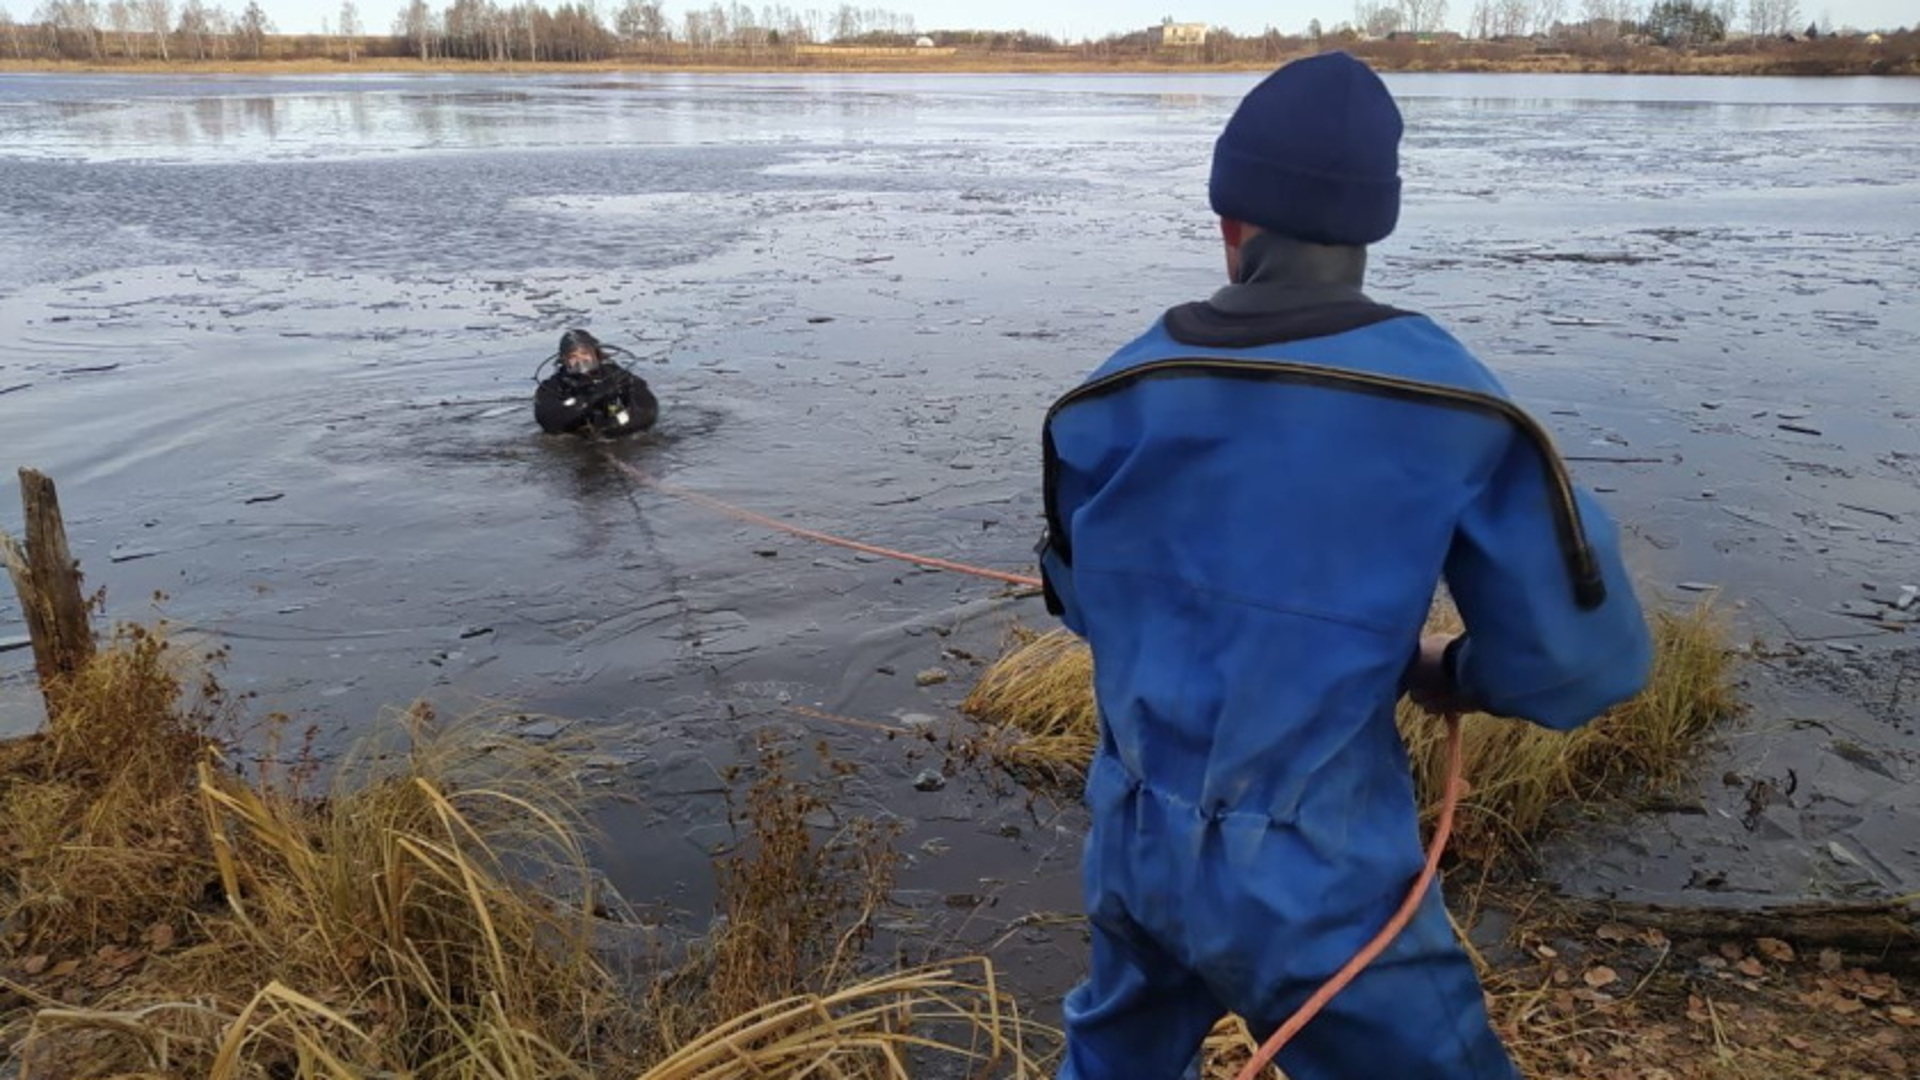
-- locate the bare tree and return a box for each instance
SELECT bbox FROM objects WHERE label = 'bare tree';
[205,2,230,58]
[337,0,359,59]
[235,0,265,57]
[1356,0,1403,35]
[516,2,537,59]
[1533,0,1567,34]
[0,6,25,57]
[1397,0,1451,32]
[105,0,136,55]
[1495,0,1533,34]
[37,0,104,59]
[1745,0,1795,34]
[174,0,203,56]
[1573,0,1642,32]
[1772,0,1801,34]
[139,0,167,57]
[614,0,663,42]
[395,0,433,58]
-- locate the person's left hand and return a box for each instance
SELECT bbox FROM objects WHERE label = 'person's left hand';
[1405,633,1469,716]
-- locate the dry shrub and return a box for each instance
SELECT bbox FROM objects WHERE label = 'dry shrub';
[635,738,1051,1079]
[962,601,1738,868]
[0,623,225,951]
[957,627,1096,788]
[14,703,634,1079]
[640,959,1047,1080]
[1400,602,1738,865]
[5,627,1047,1079]
[644,738,902,1056]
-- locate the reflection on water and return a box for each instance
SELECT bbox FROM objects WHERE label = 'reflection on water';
[1,72,1916,167]
[0,72,1910,297]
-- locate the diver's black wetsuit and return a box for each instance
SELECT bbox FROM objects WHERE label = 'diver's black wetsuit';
[534,361,658,437]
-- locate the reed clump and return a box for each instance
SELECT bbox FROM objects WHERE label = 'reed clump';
[962,601,1739,868]
[2,626,1047,1079]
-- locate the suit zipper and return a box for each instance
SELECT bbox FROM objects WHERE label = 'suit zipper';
[1042,357,1607,610]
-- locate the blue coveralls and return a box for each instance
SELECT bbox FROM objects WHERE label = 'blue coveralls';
[1040,305,1653,1079]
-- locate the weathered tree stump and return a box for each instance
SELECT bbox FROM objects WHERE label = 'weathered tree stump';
[1,468,96,714]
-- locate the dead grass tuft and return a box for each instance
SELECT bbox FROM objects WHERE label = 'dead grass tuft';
[959,627,1098,788]
[1400,601,1739,865]
[962,600,1739,868]
[643,738,904,1058]
[3,625,1049,1079]
[0,623,225,951]
[12,700,634,1078]
[640,959,1046,1080]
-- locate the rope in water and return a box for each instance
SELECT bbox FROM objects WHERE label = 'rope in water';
[604,457,1043,589]
[607,453,1469,1076]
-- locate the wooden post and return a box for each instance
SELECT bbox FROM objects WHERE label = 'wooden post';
[1,468,96,715]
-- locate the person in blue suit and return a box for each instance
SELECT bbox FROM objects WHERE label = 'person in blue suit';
[1037,52,1653,1079]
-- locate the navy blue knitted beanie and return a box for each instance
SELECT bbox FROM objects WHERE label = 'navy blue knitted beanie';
[1209,52,1403,247]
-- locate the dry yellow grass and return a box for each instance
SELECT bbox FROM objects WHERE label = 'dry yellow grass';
[1,627,1051,1079]
[957,627,1098,789]
[10,696,634,1078]
[0,623,223,951]
[5,611,1902,1080]
[1400,603,1738,865]
[643,737,899,1056]
[962,601,1738,868]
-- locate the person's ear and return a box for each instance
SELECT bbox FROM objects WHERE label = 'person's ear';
[1221,218,1249,283]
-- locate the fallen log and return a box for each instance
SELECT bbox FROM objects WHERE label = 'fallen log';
[1551,894,1920,964]
[1,468,96,714]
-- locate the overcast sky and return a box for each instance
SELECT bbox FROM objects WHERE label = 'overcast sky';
[221,0,1916,40]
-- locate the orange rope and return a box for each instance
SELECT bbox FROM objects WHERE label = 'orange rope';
[785,702,913,737]
[1233,712,1466,1080]
[606,457,1043,589]
[607,452,1469,1070]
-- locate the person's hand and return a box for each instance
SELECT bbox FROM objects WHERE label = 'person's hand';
[583,381,620,409]
[1405,633,1469,716]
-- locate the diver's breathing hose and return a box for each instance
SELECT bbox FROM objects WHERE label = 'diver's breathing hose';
[605,453,1471,1072]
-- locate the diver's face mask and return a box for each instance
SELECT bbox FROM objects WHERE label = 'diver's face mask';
[563,350,602,374]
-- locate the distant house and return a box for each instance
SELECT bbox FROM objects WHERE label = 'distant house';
[1150,20,1210,47]
[1385,30,1464,43]
[1864,32,1884,44]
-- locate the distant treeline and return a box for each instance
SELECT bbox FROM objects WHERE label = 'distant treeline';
[1,0,1914,71]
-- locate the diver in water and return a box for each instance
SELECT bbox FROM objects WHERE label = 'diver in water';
[533,328,659,438]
